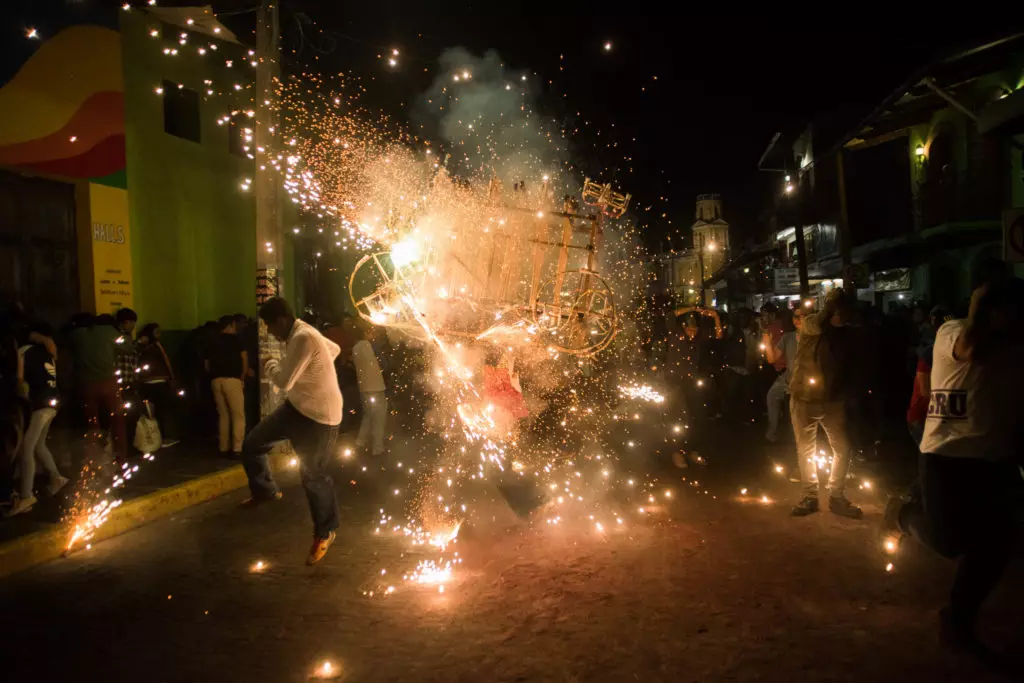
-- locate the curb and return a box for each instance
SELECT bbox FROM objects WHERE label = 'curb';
[0,452,288,579]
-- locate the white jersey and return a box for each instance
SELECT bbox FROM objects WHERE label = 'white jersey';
[919,320,1017,461]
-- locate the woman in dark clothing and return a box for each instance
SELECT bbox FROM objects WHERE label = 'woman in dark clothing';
[137,323,178,448]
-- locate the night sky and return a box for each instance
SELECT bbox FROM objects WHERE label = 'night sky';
[6,1,1018,250]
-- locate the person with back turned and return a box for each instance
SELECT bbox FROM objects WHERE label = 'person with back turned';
[241,298,343,565]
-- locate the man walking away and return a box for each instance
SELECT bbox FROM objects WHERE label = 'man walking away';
[7,322,68,516]
[789,290,862,518]
[241,298,343,565]
[207,315,248,456]
[351,325,387,457]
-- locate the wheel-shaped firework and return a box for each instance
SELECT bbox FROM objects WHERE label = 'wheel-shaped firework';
[532,269,617,356]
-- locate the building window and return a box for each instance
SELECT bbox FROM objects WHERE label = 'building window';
[163,80,200,142]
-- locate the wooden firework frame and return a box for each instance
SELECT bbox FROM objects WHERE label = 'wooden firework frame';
[348,178,629,357]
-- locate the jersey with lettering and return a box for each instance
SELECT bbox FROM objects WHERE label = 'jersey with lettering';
[919,320,1016,461]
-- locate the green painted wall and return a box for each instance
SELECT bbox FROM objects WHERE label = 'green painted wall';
[120,11,261,331]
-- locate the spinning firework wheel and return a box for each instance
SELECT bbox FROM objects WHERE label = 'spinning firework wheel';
[348,251,430,341]
[532,269,617,356]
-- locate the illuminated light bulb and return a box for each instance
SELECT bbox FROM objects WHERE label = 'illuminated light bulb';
[251,560,266,572]
[124,402,132,409]
[155,86,164,94]
[774,464,784,474]
[884,538,897,554]
[808,377,816,385]
[122,3,131,10]
[696,379,704,387]
[885,562,894,573]
[861,480,872,490]
[603,41,613,51]
[760,495,770,504]
[289,457,298,468]
[69,136,78,143]
[804,300,813,308]
[740,488,748,495]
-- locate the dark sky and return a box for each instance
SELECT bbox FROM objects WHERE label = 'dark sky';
[7,1,1019,249]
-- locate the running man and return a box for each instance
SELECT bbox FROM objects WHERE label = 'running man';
[241,298,343,565]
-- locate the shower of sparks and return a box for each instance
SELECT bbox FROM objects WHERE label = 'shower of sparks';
[617,382,665,404]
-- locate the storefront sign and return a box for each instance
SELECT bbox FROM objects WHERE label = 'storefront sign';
[773,266,800,295]
[89,183,132,314]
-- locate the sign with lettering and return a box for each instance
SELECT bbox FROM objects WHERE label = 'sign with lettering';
[89,183,133,314]
[773,267,800,295]
[927,389,968,421]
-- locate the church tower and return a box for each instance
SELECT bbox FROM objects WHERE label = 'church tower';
[692,194,729,277]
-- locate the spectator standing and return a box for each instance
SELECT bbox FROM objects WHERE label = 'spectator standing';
[881,277,1024,654]
[114,308,139,385]
[7,322,68,515]
[70,314,127,462]
[241,298,342,566]
[206,315,248,455]
[764,307,799,443]
[351,325,387,457]
[137,323,178,448]
[788,290,862,518]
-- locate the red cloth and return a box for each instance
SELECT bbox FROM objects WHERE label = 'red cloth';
[482,366,528,418]
[906,357,931,424]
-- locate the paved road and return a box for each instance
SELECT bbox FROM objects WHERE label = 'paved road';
[3,433,1023,683]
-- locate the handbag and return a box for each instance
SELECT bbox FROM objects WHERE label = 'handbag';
[134,400,162,454]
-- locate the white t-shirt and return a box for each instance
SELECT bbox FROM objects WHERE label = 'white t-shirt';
[351,340,386,393]
[919,320,1016,461]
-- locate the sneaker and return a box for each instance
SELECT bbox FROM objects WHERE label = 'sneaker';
[241,491,283,507]
[829,495,863,519]
[5,494,37,517]
[790,496,819,516]
[47,475,70,497]
[306,530,337,565]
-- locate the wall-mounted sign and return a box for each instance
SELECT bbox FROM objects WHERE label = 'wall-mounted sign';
[89,183,132,314]
[773,266,800,295]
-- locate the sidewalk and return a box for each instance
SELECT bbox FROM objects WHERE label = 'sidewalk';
[0,427,261,577]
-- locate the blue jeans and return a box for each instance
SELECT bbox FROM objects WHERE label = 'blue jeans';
[242,401,340,538]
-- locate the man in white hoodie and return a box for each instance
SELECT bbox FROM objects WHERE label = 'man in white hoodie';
[241,298,343,565]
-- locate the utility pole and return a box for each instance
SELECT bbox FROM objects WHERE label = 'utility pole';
[255,0,282,418]
[835,149,858,294]
[792,173,811,298]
